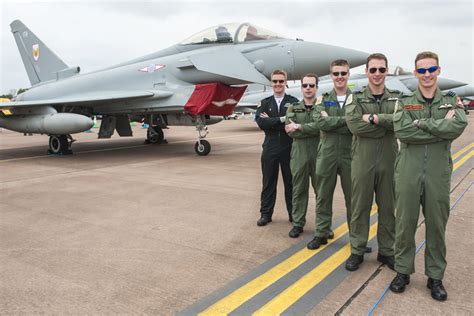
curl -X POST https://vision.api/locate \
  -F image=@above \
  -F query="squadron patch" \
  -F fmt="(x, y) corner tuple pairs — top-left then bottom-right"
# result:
(404, 104), (424, 111)
(324, 101), (338, 107)
(294, 109), (305, 113)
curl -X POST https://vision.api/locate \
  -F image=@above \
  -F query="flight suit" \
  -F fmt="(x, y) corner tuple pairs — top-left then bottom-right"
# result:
(345, 87), (401, 256)
(393, 88), (467, 279)
(285, 100), (320, 228)
(256, 94), (299, 220)
(312, 89), (353, 238)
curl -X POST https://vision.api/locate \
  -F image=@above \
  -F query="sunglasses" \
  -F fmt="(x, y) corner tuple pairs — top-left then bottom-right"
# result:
(272, 79), (285, 84)
(332, 71), (348, 77)
(368, 67), (387, 74)
(302, 83), (316, 88)
(416, 66), (439, 74)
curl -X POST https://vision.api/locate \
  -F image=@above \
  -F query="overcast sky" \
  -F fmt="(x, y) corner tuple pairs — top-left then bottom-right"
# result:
(0, 0), (472, 94)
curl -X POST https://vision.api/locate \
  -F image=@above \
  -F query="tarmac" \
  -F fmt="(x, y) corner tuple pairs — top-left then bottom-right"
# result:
(0, 115), (472, 315)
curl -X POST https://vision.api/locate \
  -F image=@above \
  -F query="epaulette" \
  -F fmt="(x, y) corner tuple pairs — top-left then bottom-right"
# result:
(315, 96), (323, 105)
(444, 90), (457, 97)
(387, 88), (401, 95)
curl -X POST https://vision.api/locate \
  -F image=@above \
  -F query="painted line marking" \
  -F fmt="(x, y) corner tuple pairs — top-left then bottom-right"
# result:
(253, 224), (378, 315)
(198, 206), (377, 316)
(452, 142), (473, 161)
(453, 149), (473, 170)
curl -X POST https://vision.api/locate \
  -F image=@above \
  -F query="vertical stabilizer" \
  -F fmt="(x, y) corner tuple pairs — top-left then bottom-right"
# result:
(10, 20), (69, 86)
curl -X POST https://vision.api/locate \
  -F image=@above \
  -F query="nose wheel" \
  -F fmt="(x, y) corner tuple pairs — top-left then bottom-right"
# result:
(194, 116), (211, 156)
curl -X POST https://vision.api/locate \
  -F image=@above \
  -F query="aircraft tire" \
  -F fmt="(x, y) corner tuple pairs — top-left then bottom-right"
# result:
(48, 135), (69, 155)
(147, 127), (164, 144)
(195, 140), (211, 156)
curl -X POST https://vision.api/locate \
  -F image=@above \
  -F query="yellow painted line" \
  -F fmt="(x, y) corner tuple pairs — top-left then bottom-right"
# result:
(453, 149), (473, 171)
(253, 223), (378, 315)
(452, 142), (474, 161)
(198, 205), (378, 316)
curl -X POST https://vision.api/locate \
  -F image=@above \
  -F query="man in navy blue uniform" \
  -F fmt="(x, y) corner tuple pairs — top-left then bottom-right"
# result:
(255, 69), (299, 226)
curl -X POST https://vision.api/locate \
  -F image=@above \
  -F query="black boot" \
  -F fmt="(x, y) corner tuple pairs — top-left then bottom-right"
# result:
(427, 278), (447, 301)
(288, 226), (303, 238)
(390, 273), (410, 293)
(257, 217), (272, 226)
(307, 236), (328, 249)
(345, 254), (364, 271)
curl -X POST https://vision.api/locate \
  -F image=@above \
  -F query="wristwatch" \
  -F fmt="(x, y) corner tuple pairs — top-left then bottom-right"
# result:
(368, 114), (375, 125)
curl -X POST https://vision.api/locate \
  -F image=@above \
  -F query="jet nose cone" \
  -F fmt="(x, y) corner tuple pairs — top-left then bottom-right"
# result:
(292, 41), (368, 78)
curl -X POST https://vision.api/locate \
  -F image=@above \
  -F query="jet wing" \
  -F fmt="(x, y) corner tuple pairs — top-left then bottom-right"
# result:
(0, 90), (164, 109)
(186, 47), (271, 86)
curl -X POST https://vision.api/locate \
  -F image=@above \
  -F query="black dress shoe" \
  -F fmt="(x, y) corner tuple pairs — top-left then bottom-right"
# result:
(365, 246), (372, 253)
(377, 254), (395, 270)
(345, 254), (364, 271)
(257, 217), (272, 226)
(289, 226), (303, 238)
(325, 230), (334, 239)
(427, 278), (447, 301)
(307, 236), (328, 249)
(390, 273), (410, 293)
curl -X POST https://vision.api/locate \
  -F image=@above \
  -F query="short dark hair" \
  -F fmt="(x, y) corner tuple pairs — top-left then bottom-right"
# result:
(366, 53), (388, 68)
(330, 59), (350, 71)
(301, 73), (319, 86)
(415, 51), (439, 66)
(271, 69), (288, 80)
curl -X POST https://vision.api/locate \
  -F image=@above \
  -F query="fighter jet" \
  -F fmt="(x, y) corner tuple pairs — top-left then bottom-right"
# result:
(239, 66), (468, 106)
(0, 20), (368, 155)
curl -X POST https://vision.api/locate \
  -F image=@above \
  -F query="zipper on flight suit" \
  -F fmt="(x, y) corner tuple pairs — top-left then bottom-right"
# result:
(421, 101), (433, 193)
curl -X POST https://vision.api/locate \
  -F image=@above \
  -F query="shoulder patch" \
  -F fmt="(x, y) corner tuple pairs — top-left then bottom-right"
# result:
(315, 96), (323, 105)
(404, 104), (424, 111)
(346, 94), (353, 105)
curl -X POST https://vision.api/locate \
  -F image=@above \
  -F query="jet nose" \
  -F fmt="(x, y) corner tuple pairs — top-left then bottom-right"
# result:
(291, 41), (368, 78)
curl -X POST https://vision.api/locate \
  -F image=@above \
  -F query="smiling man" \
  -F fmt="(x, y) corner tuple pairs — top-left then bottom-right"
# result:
(306, 59), (353, 249)
(390, 51), (468, 300)
(284, 74), (320, 238)
(344, 53), (402, 271)
(255, 70), (299, 227)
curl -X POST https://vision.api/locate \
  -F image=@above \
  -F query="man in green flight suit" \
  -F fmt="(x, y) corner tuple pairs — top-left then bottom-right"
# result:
(390, 52), (467, 301)
(284, 74), (320, 238)
(345, 53), (401, 271)
(306, 59), (353, 249)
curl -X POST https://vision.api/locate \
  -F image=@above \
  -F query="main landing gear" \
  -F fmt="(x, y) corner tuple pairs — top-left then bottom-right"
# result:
(48, 134), (74, 155)
(194, 116), (211, 156)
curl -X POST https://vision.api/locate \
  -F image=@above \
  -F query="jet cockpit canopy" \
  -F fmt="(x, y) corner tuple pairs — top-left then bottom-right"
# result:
(180, 22), (287, 45)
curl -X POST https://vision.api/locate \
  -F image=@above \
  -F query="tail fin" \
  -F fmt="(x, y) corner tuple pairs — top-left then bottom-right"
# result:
(10, 20), (69, 86)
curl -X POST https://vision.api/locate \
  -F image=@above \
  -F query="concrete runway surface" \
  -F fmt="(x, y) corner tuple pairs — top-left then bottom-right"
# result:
(1, 116), (472, 315)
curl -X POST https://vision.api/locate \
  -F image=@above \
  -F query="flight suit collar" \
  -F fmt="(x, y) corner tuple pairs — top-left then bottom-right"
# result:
(362, 86), (391, 102)
(414, 87), (443, 105)
(327, 88), (352, 102)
